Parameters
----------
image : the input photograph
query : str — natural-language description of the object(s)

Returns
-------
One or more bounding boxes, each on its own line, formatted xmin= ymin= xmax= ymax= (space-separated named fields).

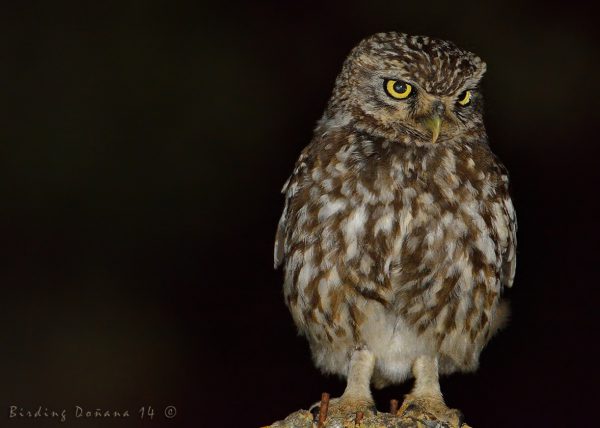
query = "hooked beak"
xmin=423 ymin=115 xmax=442 ymax=144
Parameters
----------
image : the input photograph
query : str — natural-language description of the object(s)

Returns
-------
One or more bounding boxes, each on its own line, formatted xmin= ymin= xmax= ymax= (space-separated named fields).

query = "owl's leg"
xmin=339 ymin=347 xmax=375 ymax=405
xmin=398 ymin=355 xmax=464 ymax=426
xmin=309 ymin=347 xmax=376 ymax=419
xmin=411 ymin=355 xmax=443 ymax=399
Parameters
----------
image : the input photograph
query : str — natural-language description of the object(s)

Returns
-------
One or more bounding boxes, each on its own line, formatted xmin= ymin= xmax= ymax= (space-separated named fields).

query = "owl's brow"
xmin=453 ymin=71 xmax=485 ymax=94
xmin=454 ymin=84 xmax=481 ymax=98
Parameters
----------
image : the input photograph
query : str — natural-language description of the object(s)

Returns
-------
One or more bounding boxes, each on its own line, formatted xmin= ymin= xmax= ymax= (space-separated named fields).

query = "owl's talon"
xmin=309 ymin=405 xmax=320 ymax=422
xmin=399 ymin=395 xmax=464 ymax=427
xmin=403 ymin=403 xmax=417 ymax=413
xmin=309 ymin=397 xmax=375 ymax=419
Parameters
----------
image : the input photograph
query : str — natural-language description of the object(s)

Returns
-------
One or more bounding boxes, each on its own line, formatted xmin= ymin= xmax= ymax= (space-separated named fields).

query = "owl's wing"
xmin=274 ymin=176 xmax=292 ymax=269
xmin=274 ymin=150 xmax=309 ymax=269
xmin=499 ymin=184 xmax=517 ymax=288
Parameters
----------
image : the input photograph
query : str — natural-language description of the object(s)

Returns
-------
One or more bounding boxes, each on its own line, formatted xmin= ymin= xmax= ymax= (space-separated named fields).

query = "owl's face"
xmin=326 ymin=33 xmax=487 ymax=144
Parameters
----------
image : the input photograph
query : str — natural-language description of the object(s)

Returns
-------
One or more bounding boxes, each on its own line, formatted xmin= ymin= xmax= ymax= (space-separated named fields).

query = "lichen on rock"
xmin=264 ymin=396 xmax=472 ymax=428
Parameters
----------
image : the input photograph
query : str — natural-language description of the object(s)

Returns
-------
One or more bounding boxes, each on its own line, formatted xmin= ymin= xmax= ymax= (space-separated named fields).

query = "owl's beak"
xmin=423 ymin=115 xmax=442 ymax=144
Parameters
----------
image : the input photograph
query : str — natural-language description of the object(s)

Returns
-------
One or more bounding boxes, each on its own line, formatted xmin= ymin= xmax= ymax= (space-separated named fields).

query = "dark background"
xmin=1 ymin=1 xmax=599 ymax=427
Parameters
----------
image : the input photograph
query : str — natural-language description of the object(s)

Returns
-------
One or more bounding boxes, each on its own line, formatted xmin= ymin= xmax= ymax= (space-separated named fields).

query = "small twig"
xmin=390 ymin=399 xmax=399 ymax=415
xmin=355 ymin=411 xmax=364 ymax=426
xmin=317 ymin=392 xmax=330 ymax=428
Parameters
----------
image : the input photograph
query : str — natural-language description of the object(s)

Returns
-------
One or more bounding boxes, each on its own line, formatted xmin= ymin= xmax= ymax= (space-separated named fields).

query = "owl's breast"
xmin=281 ymin=139 xmax=509 ymax=372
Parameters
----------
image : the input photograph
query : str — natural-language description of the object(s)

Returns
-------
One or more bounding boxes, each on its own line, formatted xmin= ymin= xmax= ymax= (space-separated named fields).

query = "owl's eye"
xmin=384 ymin=79 xmax=413 ymax=100
xmin=457 ymin=90 xmax=472 ymax=106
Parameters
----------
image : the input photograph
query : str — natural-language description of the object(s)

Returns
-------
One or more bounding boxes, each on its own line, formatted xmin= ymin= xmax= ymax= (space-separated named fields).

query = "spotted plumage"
xmin=274 ymin=32 xmax=516 ymax=419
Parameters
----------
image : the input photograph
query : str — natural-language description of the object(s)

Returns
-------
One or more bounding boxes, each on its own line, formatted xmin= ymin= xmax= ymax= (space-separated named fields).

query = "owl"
xmin=274 ymin=32 xmax=516 ymax=424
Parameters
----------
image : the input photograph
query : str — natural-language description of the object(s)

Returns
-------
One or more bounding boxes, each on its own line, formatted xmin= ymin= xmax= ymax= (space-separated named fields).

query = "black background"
xmin=1 ymin=1 xmax=599 ymax=427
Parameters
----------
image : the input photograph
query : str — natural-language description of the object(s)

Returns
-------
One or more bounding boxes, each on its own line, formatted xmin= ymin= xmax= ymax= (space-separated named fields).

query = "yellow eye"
xmin=457 ymin=90 xmax=472 ymax=106
xmin=384 ymin=79 xmax=413 ymax=99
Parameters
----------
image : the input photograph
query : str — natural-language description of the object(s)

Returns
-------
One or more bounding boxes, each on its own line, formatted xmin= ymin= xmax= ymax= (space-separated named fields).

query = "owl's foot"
xmin=398 ymin=394 xmax=464 ymax=427
xmin=399 ymin=356 xmax=465 ymax=427
xmin=309 ymin=396 xmax=376 ymax=420
xmin=309 ymin=347 xmax=377 ymax=420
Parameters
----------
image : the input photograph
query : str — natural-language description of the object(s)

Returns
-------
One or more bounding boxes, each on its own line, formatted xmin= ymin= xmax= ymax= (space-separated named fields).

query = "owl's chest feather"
xmin=282 ymin=138 xmax=508 ymax=352
xmin=299 ymin=140 xmax=499 ymax=261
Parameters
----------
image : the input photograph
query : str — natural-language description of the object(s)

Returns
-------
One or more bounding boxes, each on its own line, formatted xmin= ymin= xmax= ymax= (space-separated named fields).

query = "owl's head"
xmin=324 ymin=32 xmax=487 ymax=144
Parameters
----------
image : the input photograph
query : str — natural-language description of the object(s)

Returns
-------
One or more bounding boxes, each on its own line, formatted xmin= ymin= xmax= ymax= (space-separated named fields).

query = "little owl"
xmin=274 ymin=32 xmax=516 ymax=424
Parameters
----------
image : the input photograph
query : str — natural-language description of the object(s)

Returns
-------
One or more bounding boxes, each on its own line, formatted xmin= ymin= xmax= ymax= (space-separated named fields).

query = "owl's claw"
xmin=307 ymin=348 xmax=377 ymax=422
xmin=309 ymin=404 xmax=320 ymax=423
xmin=398 ymin=395 xmax=465 ymax=427
xmin=309 ymin=396 xmax=376 ymax=419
